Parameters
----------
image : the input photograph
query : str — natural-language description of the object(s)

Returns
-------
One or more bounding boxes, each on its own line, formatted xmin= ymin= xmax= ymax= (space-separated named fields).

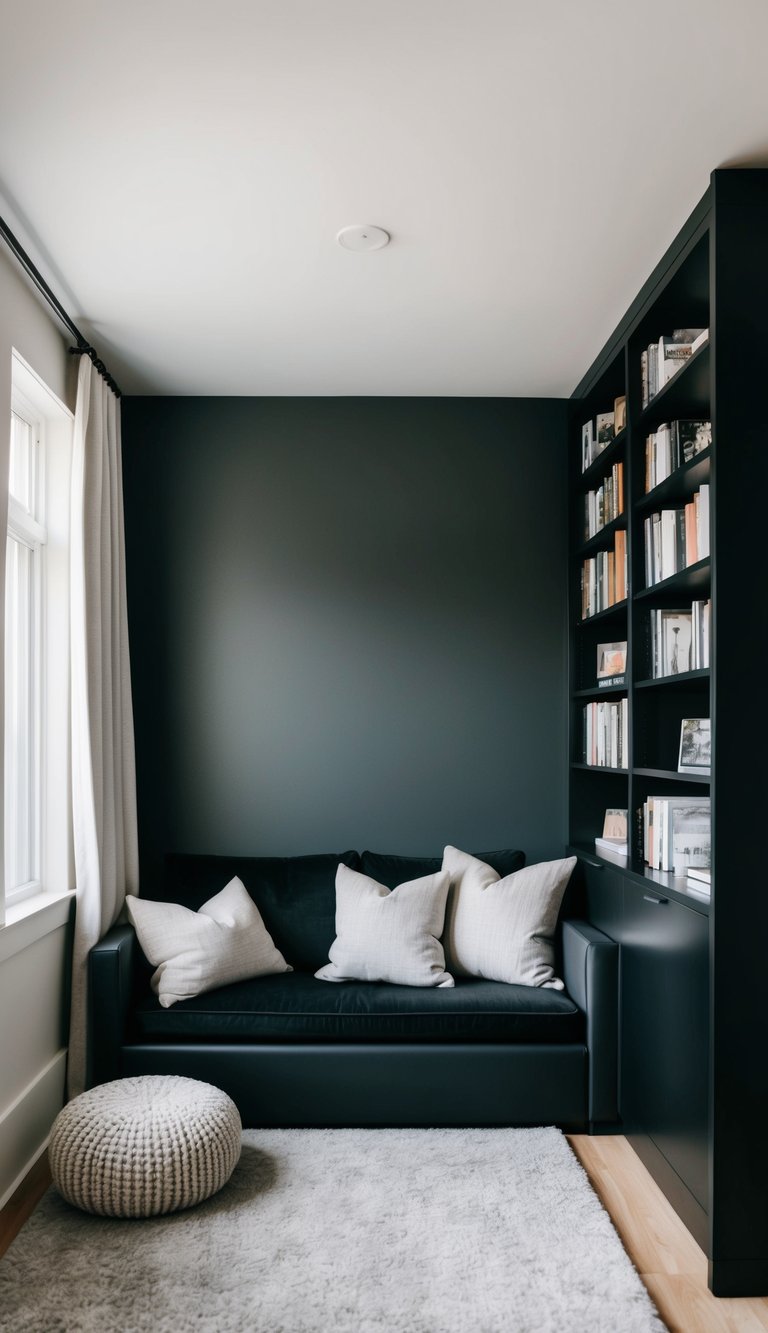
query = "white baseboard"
xmin=0 ymin=1048 xmax=66 ymax=1209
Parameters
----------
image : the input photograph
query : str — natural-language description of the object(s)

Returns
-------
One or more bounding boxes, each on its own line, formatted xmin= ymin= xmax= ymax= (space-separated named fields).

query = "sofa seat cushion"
xmin=131 ymin=972 xmax=584 ymax=1045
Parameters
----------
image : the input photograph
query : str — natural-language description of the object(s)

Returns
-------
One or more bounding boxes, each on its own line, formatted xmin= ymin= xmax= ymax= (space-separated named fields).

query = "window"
xmin=5 ymin=398 xmax=45 ymax=902
xmin=3 ymin=352 xmax=73 ymax=920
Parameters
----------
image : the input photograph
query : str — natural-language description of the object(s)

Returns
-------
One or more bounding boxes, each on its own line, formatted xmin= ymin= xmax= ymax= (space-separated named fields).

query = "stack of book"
xmin=640 ymin=794 xmax=711 ymax=890
xmin=583 ymin=697 xmax=628 ymax=769
xmin=584 ymin=462 xmax=624 ymax=539
xmin=645 ymin=420 xmax=711 ymax=491
xmin=643 ymin=485 xmax=710 ymax=585
xmin=641 ymin=329 xmax=708 ymax=408
xmin=649 ymin=600 xmax=710 ymax=677
xmin=580 ymin=531 xmax=627 ymax=617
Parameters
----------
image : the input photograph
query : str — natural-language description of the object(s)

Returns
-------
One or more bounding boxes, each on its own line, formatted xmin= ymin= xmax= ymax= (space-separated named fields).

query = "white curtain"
xmin=67 ymin=355 xmax=139 ymax=1098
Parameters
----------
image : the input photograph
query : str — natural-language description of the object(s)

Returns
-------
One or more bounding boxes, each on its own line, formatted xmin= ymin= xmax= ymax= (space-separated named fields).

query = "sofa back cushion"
xmin=359 ymin=848 xmax=525 ymax=891
xmin=159 ymin=851 xmax=360 ymax=971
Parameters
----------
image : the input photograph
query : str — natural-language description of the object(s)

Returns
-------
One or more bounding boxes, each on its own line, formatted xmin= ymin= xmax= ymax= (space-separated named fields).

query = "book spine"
xmin=698 ymin=484 xmax=710 ymax=559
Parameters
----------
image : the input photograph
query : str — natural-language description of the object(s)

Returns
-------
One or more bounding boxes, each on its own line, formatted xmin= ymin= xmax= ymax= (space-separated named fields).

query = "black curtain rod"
xmin=0 ymin=214 xmax=122 ymax=398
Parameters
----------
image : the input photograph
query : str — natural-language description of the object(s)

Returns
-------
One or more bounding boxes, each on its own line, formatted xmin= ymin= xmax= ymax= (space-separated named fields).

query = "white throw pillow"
xmin=126 ymin=876 xmax=291 ymax=1008
xmin=441 ymin=846 xmax=577 ymax=990
xmin=315 ymin=863 xmax=454 ymax=988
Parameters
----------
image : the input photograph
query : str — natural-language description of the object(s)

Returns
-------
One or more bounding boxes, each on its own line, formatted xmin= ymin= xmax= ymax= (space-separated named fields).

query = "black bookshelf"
xmin=567 ymin=169 xmax=768 ymax=1296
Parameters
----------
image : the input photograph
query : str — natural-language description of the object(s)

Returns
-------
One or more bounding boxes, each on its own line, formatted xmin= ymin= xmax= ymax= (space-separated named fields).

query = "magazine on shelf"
xmin=594 ymin=837 xmax=628 ymax=864
xmin=671 ymin=803 xmax=712 ymax=877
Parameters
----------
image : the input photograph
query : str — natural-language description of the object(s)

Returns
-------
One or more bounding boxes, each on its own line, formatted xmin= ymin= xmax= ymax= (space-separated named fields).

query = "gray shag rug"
xmin=0 ymin=1127 xmax=664 ymax=1333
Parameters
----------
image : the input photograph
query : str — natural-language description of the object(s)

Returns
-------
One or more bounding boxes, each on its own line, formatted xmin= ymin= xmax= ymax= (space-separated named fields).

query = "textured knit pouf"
xmin=49 ymin=1075 xmax=242 ymax=1218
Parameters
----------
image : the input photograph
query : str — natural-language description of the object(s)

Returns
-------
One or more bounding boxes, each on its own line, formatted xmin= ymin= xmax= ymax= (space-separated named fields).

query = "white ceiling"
xmin=1 ymin=0 xmax=767 ymax=397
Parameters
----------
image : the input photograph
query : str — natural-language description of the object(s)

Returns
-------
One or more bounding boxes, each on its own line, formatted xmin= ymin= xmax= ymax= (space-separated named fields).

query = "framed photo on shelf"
xmin=660 ymin=610 xmax=692 ymax=676
xmin=596 ymin=411 xmax=615 ymax=447
xmin=597 ymin=640 xmax=627 ymax=681
xmin=602 ymin=808 xmax=628 ymax=841
xmin=614 ymin=395 xmax=627 ymax=433
xmin=678 ymin=717 xmax=711 ymax=775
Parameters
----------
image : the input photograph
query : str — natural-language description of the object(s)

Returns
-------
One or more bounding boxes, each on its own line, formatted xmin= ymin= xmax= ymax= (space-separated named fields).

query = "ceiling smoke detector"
xmin=336 ymin=225 xmax=390 ymax=252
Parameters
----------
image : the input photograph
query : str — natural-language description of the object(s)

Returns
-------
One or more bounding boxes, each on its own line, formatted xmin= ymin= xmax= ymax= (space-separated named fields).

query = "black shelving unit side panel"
xmin=707 ymin=168 xmax=768 ymax=1295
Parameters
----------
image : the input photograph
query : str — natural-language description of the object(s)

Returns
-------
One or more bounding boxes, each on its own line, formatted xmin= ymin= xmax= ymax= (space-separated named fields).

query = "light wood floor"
xmin=2 ymin=1137 xmax=768 ymax=1330
xmin=569 ymin=1135 xmax=768 ymax=1332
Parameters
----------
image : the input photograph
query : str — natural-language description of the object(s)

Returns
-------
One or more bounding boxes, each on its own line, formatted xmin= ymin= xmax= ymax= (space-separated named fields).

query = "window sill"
xmin=0 ymin=889 xmax=75 ymax=964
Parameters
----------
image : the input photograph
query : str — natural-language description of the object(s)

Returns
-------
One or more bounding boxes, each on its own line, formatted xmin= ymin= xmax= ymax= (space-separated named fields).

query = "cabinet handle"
xmin=580 ymin=857 xmax=604 ymax=870
xmin=643 ymin=894 xmax=669 ymax=906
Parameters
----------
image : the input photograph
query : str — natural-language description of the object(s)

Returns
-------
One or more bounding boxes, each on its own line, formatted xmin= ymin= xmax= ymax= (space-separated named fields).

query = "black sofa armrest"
xmin=562 ymin=919 xmax=618 ymax=1127
xmin=88 ymin=924 xmax=136 ymax=1088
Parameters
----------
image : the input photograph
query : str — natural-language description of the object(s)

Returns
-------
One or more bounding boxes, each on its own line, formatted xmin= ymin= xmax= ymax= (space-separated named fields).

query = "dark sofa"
xmin=89 ymin=848 xmax=618 ymax=1130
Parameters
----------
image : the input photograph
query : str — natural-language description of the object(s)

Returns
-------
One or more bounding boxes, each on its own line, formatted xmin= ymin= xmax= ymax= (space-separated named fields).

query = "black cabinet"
xmin=573 ymin=851 xmax=710 ymax=1245
xmin=621 ymin=882 xmax=709 ymax=1241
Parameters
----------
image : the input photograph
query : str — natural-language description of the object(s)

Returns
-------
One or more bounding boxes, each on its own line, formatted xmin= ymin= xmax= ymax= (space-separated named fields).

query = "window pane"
xmin=5 ymin=535 xmax=36 ymax=895
xmin=10 ymin=411 xmax=35 ymax=513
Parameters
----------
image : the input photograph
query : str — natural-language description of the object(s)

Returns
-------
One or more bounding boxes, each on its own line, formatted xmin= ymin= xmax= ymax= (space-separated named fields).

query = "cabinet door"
xmin=621 ymin=884 xmax=709 ymax=1210
xmin=579 ymin=856 xmax=624 ymax=939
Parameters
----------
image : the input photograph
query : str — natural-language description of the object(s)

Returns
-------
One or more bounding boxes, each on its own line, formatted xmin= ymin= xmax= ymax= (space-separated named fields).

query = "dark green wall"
xmin=122 ymin=397 xmax=568 ymax=885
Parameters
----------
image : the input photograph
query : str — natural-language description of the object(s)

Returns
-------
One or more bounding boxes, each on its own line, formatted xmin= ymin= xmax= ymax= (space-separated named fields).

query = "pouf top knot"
xmin=50 ymin=1075 xmax=242 ymax=1217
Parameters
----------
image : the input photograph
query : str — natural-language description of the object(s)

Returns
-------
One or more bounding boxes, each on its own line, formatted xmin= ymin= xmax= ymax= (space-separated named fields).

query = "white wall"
xmin=0 ymin=245 xmax=76 ymax=1206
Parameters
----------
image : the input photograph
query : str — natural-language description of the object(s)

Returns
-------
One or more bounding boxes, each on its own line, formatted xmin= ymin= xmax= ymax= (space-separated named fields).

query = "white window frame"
xmin=2 ymin=350 xmax=74 ymax=925
xmin=5 ymin=391 xmax=45 ymax=905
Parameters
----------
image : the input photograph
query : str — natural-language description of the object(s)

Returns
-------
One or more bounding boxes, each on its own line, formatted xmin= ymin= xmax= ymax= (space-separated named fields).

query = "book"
xmin=594 ymin=837 xmax=628 ymax=864
xmin=643 ymin=486 xmax=709 ymax=585
xmin=691 ymin=328 xmax=709 ymax=354
xmin=691 ymin=599 xmax=710 ymax=669
xmin=582 ymin=698 xmax=628 ymax=768
xmin=641 ymin=330 xmax=706 ymax=407
xmin=687 ymin=867 xmax=712 ymax=887
xmin=677 ymin=419 xmax=711 ymax=463
xmin=580 ymin=534 xmax=627 ymax=618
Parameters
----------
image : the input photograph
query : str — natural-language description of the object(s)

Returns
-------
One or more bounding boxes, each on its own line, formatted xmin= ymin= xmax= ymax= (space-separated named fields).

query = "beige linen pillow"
xmin=441 ymin=846 xmax=577 ymax=989
xmin=315 ymin=863 xmax=454 ymax=988
xmin=126 ymin=876 xmax=291 ymax=1008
